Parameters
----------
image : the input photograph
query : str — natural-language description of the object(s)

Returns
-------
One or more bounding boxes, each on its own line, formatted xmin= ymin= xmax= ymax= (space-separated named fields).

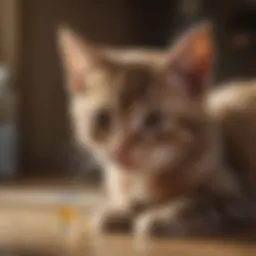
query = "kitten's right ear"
xmin=57 ymin=27 xmax=101 ymax=93
xmin=165 ymin=22 xmax=214 ymax=98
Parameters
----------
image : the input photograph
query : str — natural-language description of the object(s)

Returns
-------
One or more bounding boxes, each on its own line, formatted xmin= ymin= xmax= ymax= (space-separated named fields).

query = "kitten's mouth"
xmin=112 ymin=146 xmax=179 ymax=171
xmin=110 ymin=146 xmax=147 ymax=170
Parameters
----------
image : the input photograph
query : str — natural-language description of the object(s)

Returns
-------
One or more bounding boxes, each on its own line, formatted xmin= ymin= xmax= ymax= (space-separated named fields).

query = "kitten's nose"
xmin=109 ymin=137 xmax=136 ymax=168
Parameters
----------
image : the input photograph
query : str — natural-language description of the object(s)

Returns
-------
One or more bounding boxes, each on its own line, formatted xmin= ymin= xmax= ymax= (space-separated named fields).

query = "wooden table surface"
xmin=0 ymin=185 xmax=256 ymax=256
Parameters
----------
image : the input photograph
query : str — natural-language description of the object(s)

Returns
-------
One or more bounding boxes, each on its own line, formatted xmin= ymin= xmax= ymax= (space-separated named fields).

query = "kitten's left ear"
xmin=166 ymin=22 xmax=214 ymax=98
xmin=57 ymin=26 xmax=103 ymax=93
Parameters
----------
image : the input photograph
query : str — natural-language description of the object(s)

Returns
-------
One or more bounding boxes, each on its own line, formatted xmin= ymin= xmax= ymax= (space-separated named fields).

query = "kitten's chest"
xmin=130 ymin=175 xmax=151 ymax=203
xmin=106 ymin=165 xmax=201 ymax=207
xmin=128 ymin=172 xmax=187 ymax=205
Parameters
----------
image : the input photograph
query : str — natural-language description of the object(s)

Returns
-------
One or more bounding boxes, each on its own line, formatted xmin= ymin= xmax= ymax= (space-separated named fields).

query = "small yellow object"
xmin=59 ymin=206 xmax=77 ymax=222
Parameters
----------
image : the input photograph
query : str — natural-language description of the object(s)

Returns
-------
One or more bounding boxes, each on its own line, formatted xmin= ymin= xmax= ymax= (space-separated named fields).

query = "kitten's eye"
xmin=142 ymin=111 xmax=165 ymax=131
xmin=93 ymin=109 xmax=111 ymax=131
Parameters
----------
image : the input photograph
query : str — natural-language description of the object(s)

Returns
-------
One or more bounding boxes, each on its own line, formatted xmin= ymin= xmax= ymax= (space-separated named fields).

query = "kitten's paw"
xmin=134 ymin=200 xmax=189 ymax=237
xmin=91 ymin=207 xmax=132 ymax=234
xmin=134 ymin=213 xmax=156 ymax=236
xmin=134 ymin=213 xmax=179 ymax=237
xmin=134 ymin=205 xmax=221 ymax=238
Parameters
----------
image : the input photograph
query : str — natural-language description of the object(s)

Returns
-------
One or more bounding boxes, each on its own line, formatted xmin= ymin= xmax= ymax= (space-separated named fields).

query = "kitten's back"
xmin=207 ymin=81 xmax=256 ymax=196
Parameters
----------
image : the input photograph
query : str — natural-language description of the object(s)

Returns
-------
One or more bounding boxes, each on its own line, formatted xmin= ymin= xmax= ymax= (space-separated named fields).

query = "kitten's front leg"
xmin=91 ymin=167 xmax=134 ymax=234
xmin=134 ymin=198 xmax=221 ymax=237
xmin=134 ymin=198 xmax=190 ymax=237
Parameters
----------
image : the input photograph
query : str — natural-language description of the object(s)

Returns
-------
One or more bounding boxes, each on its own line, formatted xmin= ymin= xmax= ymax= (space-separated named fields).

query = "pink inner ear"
xmin=73 ymin=71 xmax=84 ymax=92
xmin=67 ymin=50 xmax=104 ymax=93
xmin=186 ymin=67 xmax=209 ymax=97
xmin=167 ymin=55 xmax=211 ymax=99
xmin=67 ymin=62 xmax=86 ymax=92
xmin=168 ymin=46 xmax=212 ymax=98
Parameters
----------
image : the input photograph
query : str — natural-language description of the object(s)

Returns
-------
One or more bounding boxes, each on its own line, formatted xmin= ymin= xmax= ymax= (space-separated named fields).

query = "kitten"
xmin=57 ymin=24 xmax=245 ymax=236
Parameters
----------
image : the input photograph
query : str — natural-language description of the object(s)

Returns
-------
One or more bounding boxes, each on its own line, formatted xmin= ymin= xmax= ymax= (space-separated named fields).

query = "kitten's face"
xmin=58 ymin=24 xmax=213 ymax=172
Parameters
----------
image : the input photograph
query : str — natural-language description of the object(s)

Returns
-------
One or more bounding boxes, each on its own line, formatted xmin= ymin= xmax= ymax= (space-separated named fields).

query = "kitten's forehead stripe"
xmin=117 ymin=65 xmax=158 ymax=112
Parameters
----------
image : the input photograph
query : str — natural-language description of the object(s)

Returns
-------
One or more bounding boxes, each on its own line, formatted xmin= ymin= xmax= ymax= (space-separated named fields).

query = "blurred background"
xmin=0 ymin=0 xmax=256 ymax=254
